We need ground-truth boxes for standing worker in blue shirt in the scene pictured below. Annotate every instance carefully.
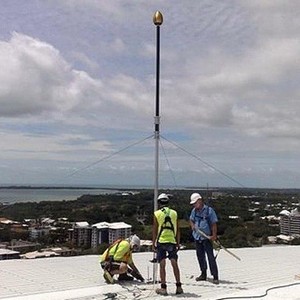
[152,193,183,295]
[189,192,219,284]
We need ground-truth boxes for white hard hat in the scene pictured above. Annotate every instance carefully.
[157,193,169,203]
[190,193,202,204]
[129,234,140,248]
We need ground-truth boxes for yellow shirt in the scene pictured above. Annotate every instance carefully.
[100,240,133,264]
[154,207,177,244]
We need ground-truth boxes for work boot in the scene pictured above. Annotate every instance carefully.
[155,288,168,295]
[196,271,207,281]
[213,277,219,285]
[175,282,183,294]
[118,273,134,281]
[103,270,114,284]
[156,283,168,295]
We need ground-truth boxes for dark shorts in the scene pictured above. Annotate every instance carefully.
[156,242,178,262]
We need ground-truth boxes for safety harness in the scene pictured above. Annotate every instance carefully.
[157,207,175,242]
[103,238,123,270]
[194,206,221,259]
[195,206,211,228]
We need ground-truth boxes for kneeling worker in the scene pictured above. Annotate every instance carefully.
[100,234,145,284]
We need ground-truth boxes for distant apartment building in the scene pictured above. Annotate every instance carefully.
[69,221,132,249]
[91,222,109,248]
[29,227,51,240]
[69,222,92,248]
[107,222,132,245]
[279,208,300,236]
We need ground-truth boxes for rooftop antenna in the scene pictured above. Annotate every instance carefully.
[153,10,163,213]
[152,10,163,283]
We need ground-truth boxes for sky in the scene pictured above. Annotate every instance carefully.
[0,0,300,189]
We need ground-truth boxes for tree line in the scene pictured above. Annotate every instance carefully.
[1,188,300,249]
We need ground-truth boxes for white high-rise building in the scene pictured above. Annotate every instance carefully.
[70,221,132,249]
[279,208,300,236]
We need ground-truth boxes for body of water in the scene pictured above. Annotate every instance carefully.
[0,188,119,204]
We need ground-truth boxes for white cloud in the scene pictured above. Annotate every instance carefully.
[161,32,300,143]
[0,32,84,116]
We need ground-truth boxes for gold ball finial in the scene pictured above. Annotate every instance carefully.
[153,11,163,26]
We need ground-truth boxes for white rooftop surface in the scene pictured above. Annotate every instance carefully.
[0,246,299,300]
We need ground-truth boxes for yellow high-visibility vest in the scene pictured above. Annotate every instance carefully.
[155,207,177,244]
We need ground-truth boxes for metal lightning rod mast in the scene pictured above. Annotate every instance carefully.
[153,11,163,213]
[152,11,163,283]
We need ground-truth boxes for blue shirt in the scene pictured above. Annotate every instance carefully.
[189,204,218,241]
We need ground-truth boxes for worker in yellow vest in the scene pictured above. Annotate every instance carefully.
[100,234,144,284]
[152,193,183,295]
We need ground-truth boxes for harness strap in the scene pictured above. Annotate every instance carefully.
[195,206,211,227]
[157,207,175,242]
[104,239,122,262]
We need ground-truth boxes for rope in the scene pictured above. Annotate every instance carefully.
[48,131,246,188]
[55,134,154,183]
[159,139,178,188]
[118,282,157,299]
[161,135,245,188]
[48,130,246,188]
[215,281,300,300]
[112,279,300,299]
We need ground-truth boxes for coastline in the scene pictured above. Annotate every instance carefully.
[0,187,122,205]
